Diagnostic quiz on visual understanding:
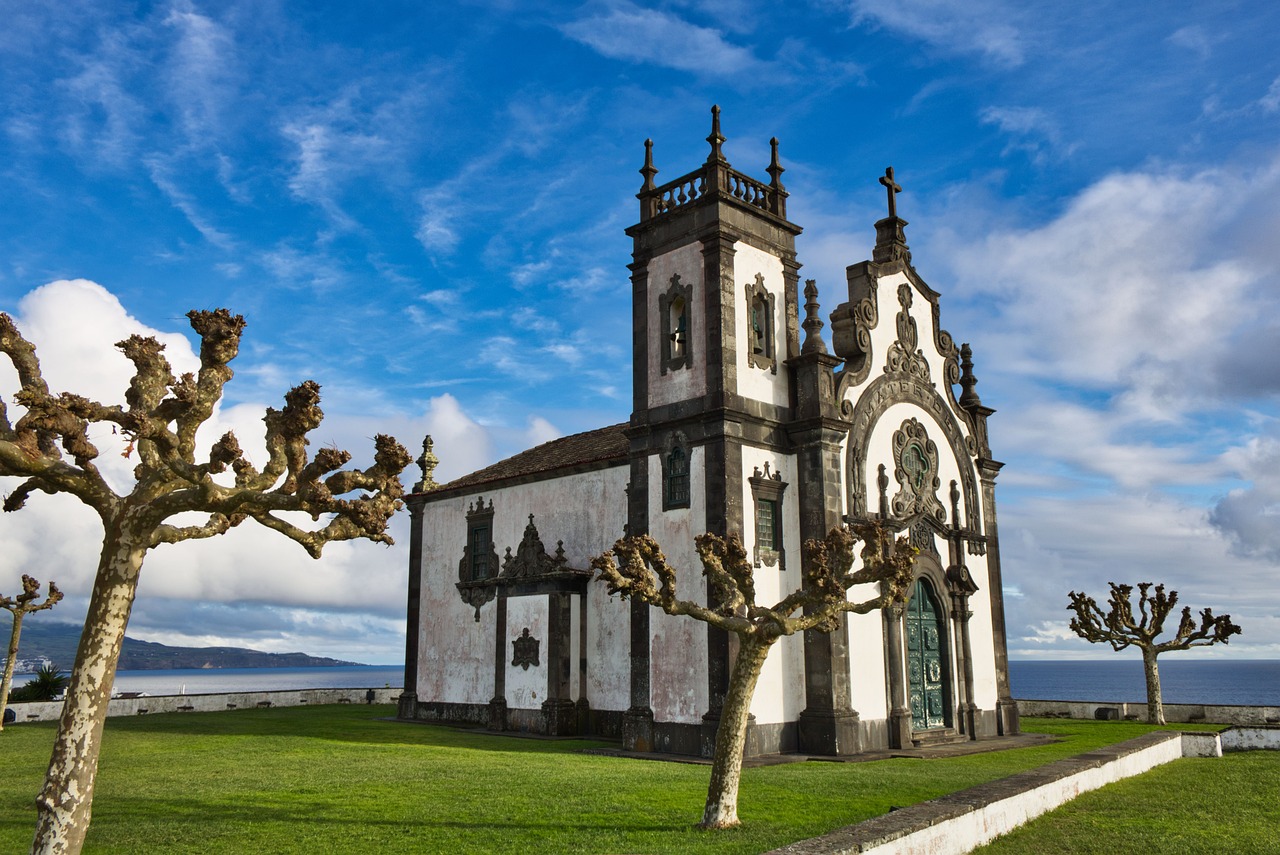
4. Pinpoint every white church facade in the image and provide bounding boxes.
[398,109,1020,757]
